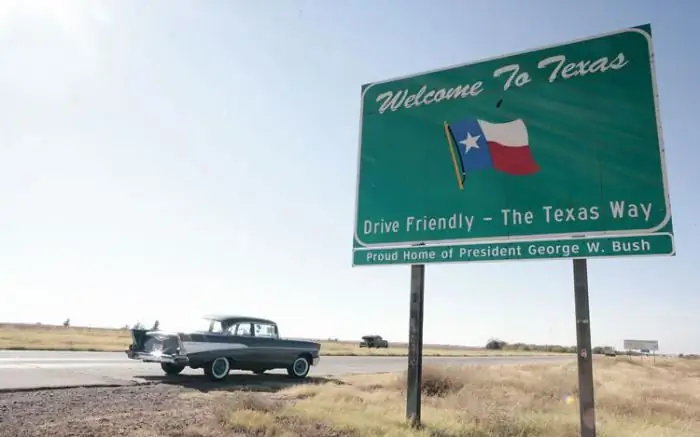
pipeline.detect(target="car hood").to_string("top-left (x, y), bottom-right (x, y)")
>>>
top-left (282, 339), bottom-right (321, 349)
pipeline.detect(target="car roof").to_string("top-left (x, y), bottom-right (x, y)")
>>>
top-left (203, 314), bottom-right (277, 325)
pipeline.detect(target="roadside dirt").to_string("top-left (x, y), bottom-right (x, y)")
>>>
top-left (0, 374), bottom-right (321, 437)
top-left (0, 384), bottom-right (233, 437)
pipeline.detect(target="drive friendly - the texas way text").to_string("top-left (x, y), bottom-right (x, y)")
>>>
top-left (362, 201), bottom-right (653, 236)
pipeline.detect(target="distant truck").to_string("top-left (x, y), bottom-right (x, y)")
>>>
top-left (603, 346), bottom-right (617, 357)
top-left (359, 335), bottom-right (389, 349)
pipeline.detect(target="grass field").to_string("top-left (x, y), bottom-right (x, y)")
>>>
top-left (213, 357), bottom-right (700, 437)
top-left (0, 323), bottom-right (563, 357)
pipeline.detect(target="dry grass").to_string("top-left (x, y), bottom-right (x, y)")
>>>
top-left (213, 357), bottom-right (700, 437)
top-left (0, 323), bottom-right (132, 352)
top-left (0, 323), bottom-right (559, 357)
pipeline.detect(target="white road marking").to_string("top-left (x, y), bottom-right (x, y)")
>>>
top-left (0, 358), bottom-right (128, 362)
top-left (0, 363), bottom-right (135, 370)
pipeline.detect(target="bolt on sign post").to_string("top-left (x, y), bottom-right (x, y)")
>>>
top-left (351, 23), bottom-right (674, 434)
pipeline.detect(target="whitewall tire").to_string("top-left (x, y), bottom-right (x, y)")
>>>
top-left (287, 356), bottom-right (311, 379)
top-left (205, 357), bottom-right (231, 381)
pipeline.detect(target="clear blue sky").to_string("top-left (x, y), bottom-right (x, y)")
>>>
top-left (1, 1), bottom-right (698, 354)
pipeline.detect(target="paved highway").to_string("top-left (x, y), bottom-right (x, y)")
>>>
top-left (0, 350), bottom-right (574, 391)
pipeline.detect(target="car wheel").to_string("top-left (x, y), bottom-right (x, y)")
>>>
top-left (204, 357), bottom-right (231, 381)
top-left (287, 356), bottom-right (311, 379)
top-left (160, 363), bottom-right (185, 376)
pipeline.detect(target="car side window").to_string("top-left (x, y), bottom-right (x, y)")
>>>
top-left (254, 323), bottom-right (277, 338)
top-left (234, 323), bottom-right (252, 336)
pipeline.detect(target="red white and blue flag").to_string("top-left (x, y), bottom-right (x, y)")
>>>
top-left (445, 118), bottom-right (539, 187)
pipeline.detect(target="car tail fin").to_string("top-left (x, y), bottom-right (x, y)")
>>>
top-left (129, 328), bottom-right (150, 352)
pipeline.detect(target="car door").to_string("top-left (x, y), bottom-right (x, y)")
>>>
top-left (249, 323), bottom-right (288, 367)
top-left (227, 322), bottom-right (256, 365)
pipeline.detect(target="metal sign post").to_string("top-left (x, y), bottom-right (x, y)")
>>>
top-left (406, 264), bottom-right (425, 427)
top-left (574, 259), bottom-right (596, 437)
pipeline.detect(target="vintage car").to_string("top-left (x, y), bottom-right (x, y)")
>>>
top-left (126, 315), bottom-right (321, 381)
top-left (359, 335), bottom-right (389, 348)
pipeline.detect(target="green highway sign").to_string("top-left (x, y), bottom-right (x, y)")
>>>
top-left (353, 23), bottom-right (674, 261)
top-left (353, 233), bottom-right (674, 266)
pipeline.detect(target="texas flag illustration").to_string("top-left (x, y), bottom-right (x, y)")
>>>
top-left (444, 117), bottom-right (539, 189)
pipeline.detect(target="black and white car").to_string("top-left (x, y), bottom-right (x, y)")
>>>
top-left (126, 315), bottom-right (321, 381)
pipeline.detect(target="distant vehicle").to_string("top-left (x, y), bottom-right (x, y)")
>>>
top-left (603, 346), bottom-right (617, 357)
top-left (359, 335), bottom-right (389, 348)
top-left (126, 315), bottom-right (321, 381)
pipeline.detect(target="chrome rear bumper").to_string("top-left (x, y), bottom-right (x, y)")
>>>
top-left (126, 350), bottom-right (189, 365)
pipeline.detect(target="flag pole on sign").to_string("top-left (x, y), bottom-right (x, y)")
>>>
top-left (443, 121), bottom-right (465, 190)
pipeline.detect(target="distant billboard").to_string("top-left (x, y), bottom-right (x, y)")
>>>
top-left (623, 339), bottom-right (659, 351)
